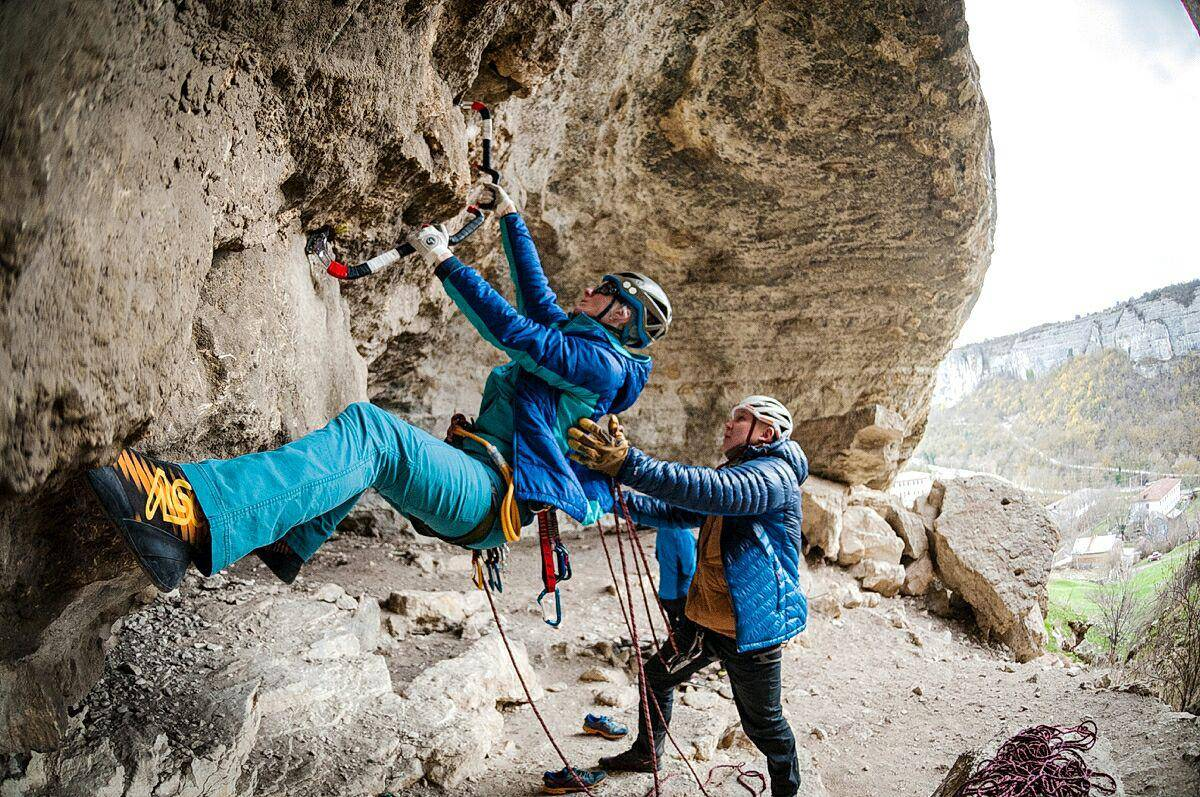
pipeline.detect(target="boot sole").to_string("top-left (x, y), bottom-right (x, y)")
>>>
top-left (583, 725), bottom-right (627, 741)
top-left (87, 467), bottom-right (188, 592)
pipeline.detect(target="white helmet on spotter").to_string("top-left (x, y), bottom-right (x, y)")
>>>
top-left (731, 395), bottom-right (793, 441)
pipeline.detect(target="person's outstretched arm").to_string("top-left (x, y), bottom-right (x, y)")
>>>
top-left (620, 491), bottom-right (705, 530)
top-left (567, 417), bottom-right (806, 518)
top-left (497, 205), bottom-right (569, 326)
top-left (617, 448), bottom-right (801, 517)
top-left (435, 254), bottom-right (618, 396)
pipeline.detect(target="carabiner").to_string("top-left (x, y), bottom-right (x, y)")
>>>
top-left (538, 587), bottom-right (564, 628)
top-left (554, 541), bottom-right (572, 582)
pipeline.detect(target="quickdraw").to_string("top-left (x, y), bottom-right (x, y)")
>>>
top-left (305, 100), bottom-right (499, 281)
top-left (472, 545), bottom-right (507, 593)
top-left (536, 507), bottom-right (572, 627)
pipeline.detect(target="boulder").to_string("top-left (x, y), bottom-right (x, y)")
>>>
top-left (851, 559), bottom-right (905, 597)
top-left (383, 589), bottom-right (488, 633)
top-left (928, 477), bottom-right (1060, 662)
top-left (848, 485), bottom-right (929, 559)
top-left (801, 476), bottom-right (848, 560)
top-left (902, 555), bottom-right (935, 597)
top-left (838, 506), bottom-right (904, 567)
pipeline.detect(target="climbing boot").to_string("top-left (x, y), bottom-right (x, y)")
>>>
top-left (87, 449), bottom-right (209, 591)
top-left (597, 747), bottom-right (659, 773)
top-left (542, 767), bottom-right (606, 794)
top-left (254, 540), bottom-right (304, 584)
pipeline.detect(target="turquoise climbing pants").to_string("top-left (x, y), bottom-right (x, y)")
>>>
top-left (181, 402), bottom-right (508, 574)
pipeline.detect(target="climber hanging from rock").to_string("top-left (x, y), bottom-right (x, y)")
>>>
top-left (86, 177), bottom-right (673, 592)
top-left (567, 396), bottom-right (808, 797)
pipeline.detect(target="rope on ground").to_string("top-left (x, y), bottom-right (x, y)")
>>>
top-left (954, 720), bottom-right (1118, 797)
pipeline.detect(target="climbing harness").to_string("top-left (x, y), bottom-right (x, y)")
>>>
top-left (444, 413), bottom-right (521, 544)
top-left (305, 101), bottom-right (499, 281)
top-left (536, 507), bottom-right (573, 627)
top-left (954, 720), bottom-right (1118, 797)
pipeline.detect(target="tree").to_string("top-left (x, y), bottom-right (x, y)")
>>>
top-left (1134, 544), bottom-right (1200, 713)
top-left (1092, 565), bottom-right (1146, 668)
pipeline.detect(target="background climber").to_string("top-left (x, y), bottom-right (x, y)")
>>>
top-left (653, 521), bottom-right (698, 629)
top-left (567, 396), bottom-right (809, 797)
top-left (87, 181), bottom-right (673, 591)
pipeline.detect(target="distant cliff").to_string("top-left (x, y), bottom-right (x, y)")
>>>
top-left (935, 280), bottom-right (1200, 406)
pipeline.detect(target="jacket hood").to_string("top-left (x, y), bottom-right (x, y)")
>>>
top-left (737, 438), bottom-right (809, 487)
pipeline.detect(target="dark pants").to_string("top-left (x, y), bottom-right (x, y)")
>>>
top-left (660, 596), bottom-right (688, 630)
top-left (630, 621), bottom-right (800, 796)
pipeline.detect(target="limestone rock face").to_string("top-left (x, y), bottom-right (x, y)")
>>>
top-left (502, 0), bottom-right (994, 467)
top-left (928, 477), bottom-right (1060, 662)
top-left (0, 0), bottom-right (573, 752)
top-left (0, 0), bottom-right (993, 752)
top-left (796, 405), bottom-right (907, 487)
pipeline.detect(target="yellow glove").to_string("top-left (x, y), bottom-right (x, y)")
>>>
top-left (567, 416), bottom-right (630, 477)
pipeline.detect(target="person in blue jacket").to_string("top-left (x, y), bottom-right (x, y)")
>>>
top-left (86, 182), bottom-right (673, 591)
top-left (654, 524), bottom-right (697, 629)
top-left (568, 396), bottom-right (808, 797)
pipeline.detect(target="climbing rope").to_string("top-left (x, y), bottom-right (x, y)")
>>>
top-left (479, 571), bottom-right (597, 796)
top-left (955, 721), bottom-right (1118, 797)
top-left (600, 482), bottom-right (766, 797)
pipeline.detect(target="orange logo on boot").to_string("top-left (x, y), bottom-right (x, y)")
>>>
top-left (145, 468), bottom-right (196, 527)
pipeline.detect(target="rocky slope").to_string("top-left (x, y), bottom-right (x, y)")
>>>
top-left (934, 279), bottom-right (1200, 407)
top-left (0, 0), bottom-right (994, 755)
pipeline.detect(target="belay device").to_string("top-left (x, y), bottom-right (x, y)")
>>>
top-left (305, 101), bottom-right (499, 281)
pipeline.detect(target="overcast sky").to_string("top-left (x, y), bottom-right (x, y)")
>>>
top-left (956, 0), bottom-right (1199, 345)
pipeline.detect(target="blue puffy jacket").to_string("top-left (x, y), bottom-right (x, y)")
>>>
top-left (435, 213), bottom-right (652, 524)
top-left (654, 525), bottom-right (698, 601)
top-left (619, 439), bottom-right (809, 652)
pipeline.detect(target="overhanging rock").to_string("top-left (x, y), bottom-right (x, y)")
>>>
top-left (795, 405), bottom-right (908, 487)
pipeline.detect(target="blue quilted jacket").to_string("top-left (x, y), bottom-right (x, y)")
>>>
top-left (435, 213), bottom-right (652, 524)
top-left (619, 439), bottom-right (809, 652)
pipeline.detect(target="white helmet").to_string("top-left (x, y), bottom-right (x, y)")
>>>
top-left (731, 395), bottom-right (793, 441)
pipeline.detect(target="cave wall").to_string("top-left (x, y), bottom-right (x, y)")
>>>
top-left (0, 0), bottom-right (993, 754)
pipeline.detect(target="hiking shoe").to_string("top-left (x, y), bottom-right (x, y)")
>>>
top-left (583, 714), bottom-right (628, 741)
top-left (87, 450), bottom-right (209, 591)
top-left (543, 767), bottom-right (605, 794)
top-left (254, 540), bottom-right (304, 584)
top-left (598, 748), bottom-right (659, 773)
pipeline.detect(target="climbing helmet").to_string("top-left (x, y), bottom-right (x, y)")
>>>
top-left (731, 395), bottom-right (794, 441)
top-left (601, 271), bottom-right (672, 348)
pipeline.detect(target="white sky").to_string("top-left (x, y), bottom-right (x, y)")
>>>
top-left (956, 0), bottom-right (1200, 345)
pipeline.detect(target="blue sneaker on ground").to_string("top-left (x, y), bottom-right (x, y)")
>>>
top-left (543, 766), bottom-right (606, 794)
top-left (582, 713), bottom-right (629, 741)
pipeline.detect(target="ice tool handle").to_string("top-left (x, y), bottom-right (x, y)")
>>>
top-left (311, 101), bottom-right (497, 280)
top-left (306, 208), bottom-right (485, 281)
top-left (462, 101), bottom-right (500, 210)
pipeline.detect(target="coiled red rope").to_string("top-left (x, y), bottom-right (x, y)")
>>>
top-left (955, 720), bottom-right (1118, 797)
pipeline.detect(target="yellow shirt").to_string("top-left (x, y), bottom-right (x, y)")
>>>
top-left (684, 515), bottom-right (736, 638)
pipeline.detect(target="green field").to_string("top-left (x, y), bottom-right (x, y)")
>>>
top-left (1046, 541), bottom-right (1197, 654)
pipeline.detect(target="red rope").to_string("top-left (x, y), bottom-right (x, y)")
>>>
top-left (604, 483), bottom-right (767, 797)
top-left (955, 721), bottom-right (1118, 797)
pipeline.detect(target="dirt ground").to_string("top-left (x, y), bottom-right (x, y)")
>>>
top-left (252, 525), bottom-right (1200, 797)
